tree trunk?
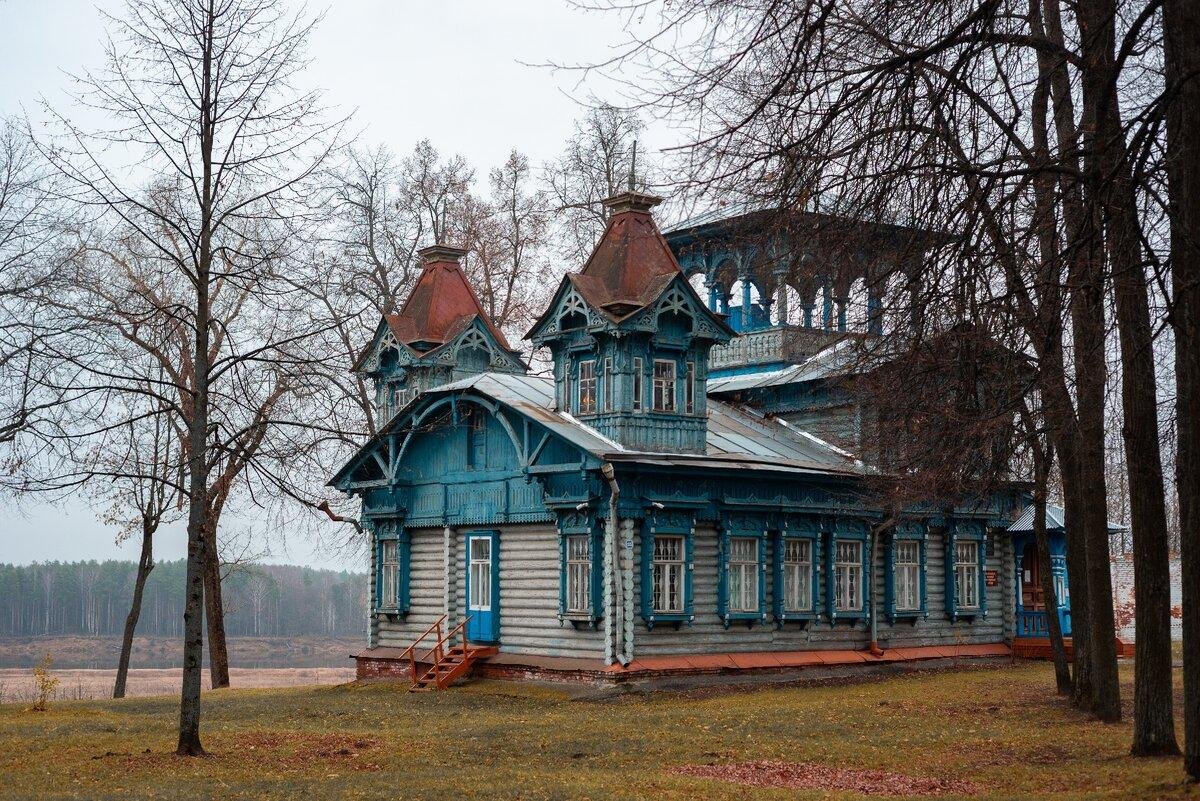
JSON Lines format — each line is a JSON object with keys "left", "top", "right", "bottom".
{"left": 113, "top": 521, "right": 155, "bottom": 699}
{"left": 1059, "top": 444, "right": 1094, "bottom": 707}
{"left": 1163, "top": 0, "right": 1200, "bottom": 779}
{"left": 1034, "top": 464, "right": 1072, "bottom": 694}
{"left": 177, "top": 1, "right": 215, "bottom": 759}
{"left": 202, "top": 515, "right": 230, "bottom": 689}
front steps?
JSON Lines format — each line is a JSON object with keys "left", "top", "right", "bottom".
{"left": 409, "top": 644, "right": 498, "bottom": 691}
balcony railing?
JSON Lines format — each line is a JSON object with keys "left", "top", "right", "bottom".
{"left": 1016, "top": 607, "right": 1073, "bottom": 638}
{"left": 709, "top": 325, "right": 858, "bottom": 371}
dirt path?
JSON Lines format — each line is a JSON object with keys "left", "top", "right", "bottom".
{"left": 0, "top": 666, "right": 356, "bottom": 703}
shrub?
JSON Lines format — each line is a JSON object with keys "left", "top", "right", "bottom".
{"left": 31, "top": 655, "right": 59, "bottom": 711}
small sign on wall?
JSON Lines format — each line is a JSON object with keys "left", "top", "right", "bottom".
{"left": 985, "top": 569, "right": 999, "bottom": 587}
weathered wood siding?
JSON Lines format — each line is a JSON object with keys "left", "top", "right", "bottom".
{"left": 632, "top": 524, "right": 1008, "bottom": 657}
{"left": 377, "top": 524, "right": 605, "bottom": 659}
{"left": 378, "top": 521, "right": 1011, "bottom": 659}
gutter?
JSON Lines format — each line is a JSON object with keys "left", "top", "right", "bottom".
{"left": 601, "top": 462, "right": 629, "bottom": 667}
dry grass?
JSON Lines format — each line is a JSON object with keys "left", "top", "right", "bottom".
{"left": 0, "top": 661, "right": 1193, "bottom": 800}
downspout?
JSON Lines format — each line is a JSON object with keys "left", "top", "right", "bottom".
{"left": 868, "top": 522, "right": 884, "bottom": 657}
{"left": 601, "top": 462, "right": 630, "bottom": 666}
{"left": 867, "top": 513, "right": 897, "bottom": 658}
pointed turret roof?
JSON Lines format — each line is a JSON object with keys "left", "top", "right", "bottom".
{"left": 567, "top": 191, "right": 683, "bottom": 321}
{"left": 385, "top": 245, "right": 514, "bottom": 352}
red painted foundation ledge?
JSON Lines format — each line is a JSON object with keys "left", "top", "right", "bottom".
{"left": 604, "top": 643, "right": 1012, "bottom": 676}
{"left": 353, "top": 643, "right": 1014, "bottom": 684}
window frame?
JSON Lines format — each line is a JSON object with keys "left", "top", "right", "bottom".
{"left": 639, "top": 513, "right": 694, "bottom": 628}
{"left": 774, "top": 523, "right": 822, "bottom": 625}
{"left": 685, "top": 361, "right": 696, "bottom": 414}
{"left": 717, "top": 522, "right": 768, "bottom": 627}
{"left": 603, "top": 357, "right": 614, "bottom": 412}
{"left": 372, "top": 519, "right": 410, "bottom": 616}
{"left": 557, "top": 518, "right": 604, "bottom": 627}
{"left": 945, "top": 519, "right": 989, "bottom": 622}
{"left": 577, "top": 359, "right": 597, "bottom": 414}
{"left": 884, "top": 521, "right": 928, "bottom": 624}
{"left": 632, "top": 357, "right": 644, "bottom": 412}
{"left": 824, "top": 520, "right": 871, "bottom": 623}
{"left": 652, "top": 359, "right": 676, "bottom": 412}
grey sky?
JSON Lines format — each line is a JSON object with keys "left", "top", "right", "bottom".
{"left": 0, "top": 0, "right": 659, "bottom": 570}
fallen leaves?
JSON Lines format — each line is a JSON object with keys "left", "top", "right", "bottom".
{"left": 671, "top": 760, "right": 980, "bottom": 797}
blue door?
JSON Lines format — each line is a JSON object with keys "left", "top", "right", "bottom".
{"left": 466, "top": 532, "right": 500, "bottom": 643}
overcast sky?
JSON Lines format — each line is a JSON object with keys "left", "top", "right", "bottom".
{"left": 0, "top": 0, "right": 664, "bottom": 571}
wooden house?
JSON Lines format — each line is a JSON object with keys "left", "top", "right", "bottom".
{"left": 331, "top": 190, "right": 1068, "bottom": 688}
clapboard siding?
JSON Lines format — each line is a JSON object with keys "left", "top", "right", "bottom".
{"left": 632, "top": 525, "right": 1008, "bottom": 657}
{"left": 380, "top": 522, "right": 1009, "bottom": 660}
{"left": 380, "top": 524, "right": 605, "bottom": 659}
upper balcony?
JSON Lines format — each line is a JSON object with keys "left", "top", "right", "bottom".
{"left": 709, "top": 325, "right": 868, "bottom": 374}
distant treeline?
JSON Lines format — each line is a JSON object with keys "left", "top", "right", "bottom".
{"left": 0, "top": 560, "right": 368, "bottom": 638}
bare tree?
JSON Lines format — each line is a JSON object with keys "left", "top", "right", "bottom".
{"left": 545, "top": 105, "right": 646, "bottom": 263}
{"left": 462, "top": 150, "right": 554, "bottom": 334}
{"left": 1162, "top": 0, "right": 1200, "bottom": 780}
{"left": 0, "top": 119, "right": 72, "bottom": 464}
{"left": 39, "top": 0, "right": 341, "bottom": 755}
{"left": 581, "top": 0, "right": 1154, "bottom": 723}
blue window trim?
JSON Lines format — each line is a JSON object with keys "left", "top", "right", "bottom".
{"left": 717, "top": 516, "right": 769, "bottom": 628}
{"left": 639, "top": 511, "right": 695, "bottom": 629}
{"left": 945, "top": 519, "right": 988, "bottom": 623}
{"left": 884, "top": 521, "right": 928, "bottom": 625}
{"left": 371, "top": 519, "right": 410, "bottom": 616}
{"left": 773, "top": 518, "right": 822, "bottom": 627}
{"left": 825, "top": 518, "right": 871, "bottom": 624}
{"left": 557, "top": 518, "right": 605, "bottom": 629}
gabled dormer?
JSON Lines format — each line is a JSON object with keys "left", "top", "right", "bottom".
{"left": 527, "top": 191, "right": 733, "bottom": 453}
{"left": 354, "top": 244, "right": 525, "bottom": 423}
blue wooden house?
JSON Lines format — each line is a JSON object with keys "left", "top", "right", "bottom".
{"left": 332, "top": 191, "right": 1065, "bottom": 687}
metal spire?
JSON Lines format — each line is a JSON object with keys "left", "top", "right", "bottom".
{"left": 628, "top": 140, "right": 637, "bottom": 191}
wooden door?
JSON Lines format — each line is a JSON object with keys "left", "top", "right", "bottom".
{"left": 1020, "top": 542, "right": 1044, "bottom": 610}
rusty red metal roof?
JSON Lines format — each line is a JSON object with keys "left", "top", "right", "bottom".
{"left": 569, "top": 192, "right": 683, "bottom": 321}
{"left": 386, "top": 245, "right": 514, "bottom": 352}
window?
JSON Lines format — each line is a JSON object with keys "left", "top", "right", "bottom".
{"left": 653, "top": 360, "right": 676, "bottom": 411}
{"left": 565, "top": 535, "right": 591, "bottom": 614}
{"left": 380, "top": 540, "right": 399, "bottom": 609}
{"left": 578, "top": 360, "right": 597, "bottom": 414}
{"left": 604, "top": 358, "right": 613, "bottom": 412}
{"left": 466, "top": 407, "right": 486, "bottom": 469}
{"left": 632, "top": 358, "right": 644, "bottom": 411}
{"left": 652, "top": 536, "right": 685, "bottom": 614}
{"left": 783, "top": 539, "right": 813, "bottom": 612}
{"left": 685, "top": 361, "right": 696, "bottom": 414}
{"left": 894, "top": 541, "right": 920, "bottom": 612}
{"left": 562, "top": 362, "right": 572, "bottom": 412}
{"left": 469, "top": 537, "right": 492, "bottom": 611}
{"left": 834, "top": 540, "right": 863, "bottom": 611}
{"left": 955, "top": 540, "right": 980, "bottom": 609}
{"left": 727, "top": 537, "right": 759, "bottom": 613}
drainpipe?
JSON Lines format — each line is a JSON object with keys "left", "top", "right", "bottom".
{"left": 601, "top": 462, "right": 630, "bottom": 666}
{"left": 867, "top": 518, "right": 892, "bottom": 658}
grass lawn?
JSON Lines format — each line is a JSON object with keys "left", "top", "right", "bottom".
{"left": 0, "top": 660, "right": 1191, "bottom": 800}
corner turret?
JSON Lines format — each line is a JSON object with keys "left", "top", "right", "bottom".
{"left": 527, "top": 191, "right": 733, "bottom": 453}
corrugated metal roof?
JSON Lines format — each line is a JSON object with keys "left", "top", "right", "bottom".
{"left": 1007, "top": 504, "right": 1127, "bottom": 533}
{"left": 343, "top": 372, "right": 869, "bottom": 479}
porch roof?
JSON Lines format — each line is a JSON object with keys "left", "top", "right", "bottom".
{"left": 1007, "top": 504, "right": 1127, "bottom": 534}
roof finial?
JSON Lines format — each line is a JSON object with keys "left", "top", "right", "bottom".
{"left": 628, "top": 139, "right": 637, "bottom": 192}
